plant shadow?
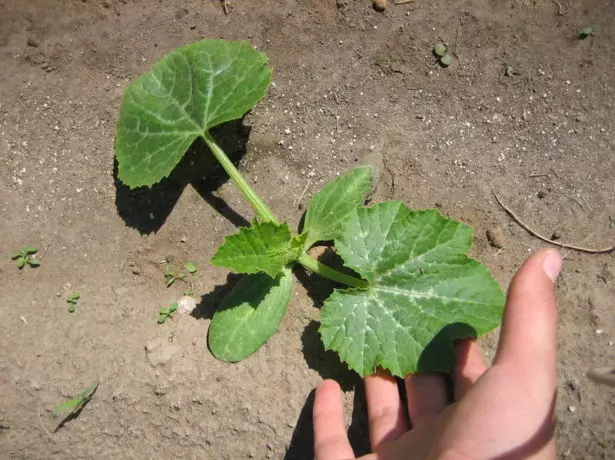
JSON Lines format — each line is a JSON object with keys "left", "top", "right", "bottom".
{"left": 293, "top": 246, "right": 358, "bottom": 309}
{"left": 416, "top": 322, "right": 478, "bottom": 373}
{"left": 191, "top": 272, "right": 244, "bottom": 320}
{"left": 285, "top": 382, "right": 370, "bottom": 459}
{"left": 300, "top": 321, "right": 361, "bottom": 392}
{"left": 114, "top": 119, "right": 250, "bottom": 234}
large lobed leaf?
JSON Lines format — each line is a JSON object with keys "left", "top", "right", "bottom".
{"left": 208, "top": 268, "right": 293, "bottom": 362}
{"left": 115, "top": 39, "right": 272, "bottom": 188}
{"left": 320, "top": 201, "right": 505, "bottom": 377}
{"left": 212, "top": 222, "right": 302, "bottom": 278}
{"left": 302, "top": 167, "right": 373, "bottom": 248}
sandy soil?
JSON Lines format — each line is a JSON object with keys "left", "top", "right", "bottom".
{"left": 0, "top": 0, "right": 614, "bottom": 458}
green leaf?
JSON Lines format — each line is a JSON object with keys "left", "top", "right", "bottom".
{"left": 52, "top": 381, "right": 99, "bottom": 418}
{"left": 184, "top": 262, "right": 198, "bottom": 274}
{"left": 212, "top": 222, "right": 300, "bottom": 277}
{"left": 115, "top": 39, "right": 272, "bottom": 188}
{"left": 169, "top": 303, "right": 178, "bottom": 313}
{"left": 208, "top": 268, "right": 293, "bottom": 362}
{"left": 26, "top": 257, "right": 40, "bottom": 267}
{"left": 17, "top": 257, "right": 26, "bottom": 269}
{"left": 159, "top": 308, "right": 169, "bottom": 315}
{"left": 25, "top": 247, "right": 38, "bottom": 254}
{"left": 440, "top": 54, "right": 452, "bottom": 67}
{"left": 10, "top": 251, "right": 22, "bottom": 260}
{"left": 303, "top": 167, "right": 373, "bottom": 248}
{"left": 157, "top": 314, "right": 167, "bottom": 324}
{"left": 434, "top": 42, "right": 448, "bottom": 57}
{"left": 68, "top": 304, "right": 76, "bottom": 313}
{"left": 580, "top": 26, "right": 594, "bottom": 38}
{"left": 320, "top": 202, "right": 505, "bottom": 377}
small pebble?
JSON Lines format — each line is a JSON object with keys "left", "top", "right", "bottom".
{"left": 373, "top": 0, "right": 387, "bottom": 11}
{"left": 568, "top": 405, "right": 576, "bottom": 413}
{"left": 27, "top": 37, "right": 40, "bottom": 47}
{"left": 550, "top": 231, "right": 561, "bottom": 241}
{"left": 486, "top": 228, "right": 505, "bottom": 249}
{"left": 178, "top": 295, "right": 197, "bottom": 315}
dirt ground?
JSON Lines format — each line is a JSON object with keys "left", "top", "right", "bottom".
{"left": 0, "top": 0, "right": 614, "bottom": 458}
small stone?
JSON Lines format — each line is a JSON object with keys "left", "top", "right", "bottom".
{"left": 486, "top": 228, "right": 505, "bottom": 249}
{"left": 373, "top": 0, "right": 387, "bottom": 11}
{"left": 568, "top": 405, "right": 576, "bottom": 413}
{"left": 131, "top": 265, "right": 141, "bottom": 275}
{"left": 537, "top": 190, "right": 547, "bottom": 199}
{"left": 27, "top": 37, "right": 40, "bottom": 47}
{"left": 550, "top": 231, "right": 561, "bottom": 241}
{"left": 177, "top": 295, "right": 197, "bottom": 315}
{"left": 596, "top": 328, "right": 604, "bottom": 335}
{"left": 155, "top": 382, "right": 169, "bottom": 396}
{"left": 180, "top": 236, "right": 188, "bottom": 243}
{"left": 575, "top": 114, "right": 587, "bottom": 123}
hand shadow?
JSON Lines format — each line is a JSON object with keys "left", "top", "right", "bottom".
{"left": 285, "top": 385, "right": 370, "bottom": 460}
{"left": 114, "top": 119, "right": 250, "bottom": 234}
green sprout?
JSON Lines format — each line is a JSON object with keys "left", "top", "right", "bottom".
{"left": 579, "top": 26, "right": 594, "bottom": 39}
{"left": 164, "top": 265, "right": 186, "bottom": 287}
{"left": 66, "top": 291, "right": 80, "bottom": 313}
{"left": 158, "top": 303, "right": 179, "bottom": 324}
{"left": 52, "top": 381, "right": 99, "bottom": 420}
{"left": 433, "top": 42, "right": 452, "bottom": 67}
{"left": 10, "top": 247, "right": 40, "bottom": 269}
{"left": 184, "top": 262, "right": 198, "bottom": 274}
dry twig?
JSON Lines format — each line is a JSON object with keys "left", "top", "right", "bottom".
{"left": 295, "top": 179, "right": 312, "bottom": 208}
{"left": 453, "top": 18, "right": 464, "bottom": 69}
{"left": 493, "top": 192, "right": 615, "bottom": 254}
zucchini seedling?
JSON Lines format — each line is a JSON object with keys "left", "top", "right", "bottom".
{"left": 114, "top": 40, "right": 504, "bottom": 377}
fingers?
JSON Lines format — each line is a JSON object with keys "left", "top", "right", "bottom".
{"left": 494, "top": 249, "right": 560, "bottom": 386}
{"left": 405, "top": 373, "right": 447, "bottom": 427}
{"left": 364, "top": 369, "right": 409, "bottom": 449}
{"left": 454, "top": 339, "right": 487, "bottom": 400}
{"left": 313, "top": 379, "right": 355, "bottom": 460}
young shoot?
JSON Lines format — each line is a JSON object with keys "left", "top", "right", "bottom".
{"left": 114, "top": 39, "right": 505, "bottom": 377}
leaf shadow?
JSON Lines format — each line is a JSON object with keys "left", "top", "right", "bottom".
{"left": 284, "top": 373, "right": 370, "bottom": 459}
{"left": 114, "top": 119, "right": 251, "bottom": 234}
{"left": 300, "top": 321, "right": 361, "bottom": 392}
{"left": 191, "top": 272, "right": 244, "bottom": 320}
{"left": 293, "top": 246, "right": 356, "bottom": 308}
{"left": 417, "top": 322, "right": 478, "bottom": 373}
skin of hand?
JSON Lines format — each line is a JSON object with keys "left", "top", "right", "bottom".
{"left": 313, "top": 248, "right": 561, "bottom": 460}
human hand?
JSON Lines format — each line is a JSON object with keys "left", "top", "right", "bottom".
{"left": 313, "top": 248, "right": 561, "bottom": 460}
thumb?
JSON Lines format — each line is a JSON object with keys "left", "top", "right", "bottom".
{"left": 494, "top": 249, "right": 560, "bottom": 380}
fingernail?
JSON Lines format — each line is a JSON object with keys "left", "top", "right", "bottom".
{"left": 542, "top": 249, "right": 562, "bottom": 282}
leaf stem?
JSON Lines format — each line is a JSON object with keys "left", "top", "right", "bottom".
{"left": 297, "top": 254, "right": 368, "bottom": 289}
{"left": 202, "top": 131, "right": 367, "bottom": 289}
{"left": 202, "top": 131, "right": 278, "bottom": 224}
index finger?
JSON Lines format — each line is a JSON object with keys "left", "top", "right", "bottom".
{"left": 313, "top": 380, "right": 355, "bottom": 460}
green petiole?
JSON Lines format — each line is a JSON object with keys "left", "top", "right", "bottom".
{"left": 202, "top": 130, "right": 368, "bottom": 289}
{"left": 202, "top": 131, "right": 278, "bottom": 224}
